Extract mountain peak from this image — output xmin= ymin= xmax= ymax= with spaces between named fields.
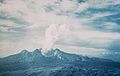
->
xmin=33 ymin=48 xmax=42 ymax=54
xmin=20 ymin=49 xmax=29 ymax=54
xmin=44 ymin=48 xmax=63 ymax=57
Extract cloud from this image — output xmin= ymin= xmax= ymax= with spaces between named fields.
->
xmin=44 ymin=0 xmax=89 ymax=16
xmin=87 ymin=13 xmax=120 ymax=33
xmin=42 ymin=24 xmax=69 ymax=54
xmin=90 ymin=12 xmax=114 ymax=20
xmin=56 ymin=29 xmax=120 ymax=52
xmin=0 ymin=19 xmax=26 ymax=32
xmin=71 ymin=29 xmax=120 ymax=40
xmin=104 ymin=22 xmax=120 ymax=30
xmin=88 ymin=0 xmax=120 ymax=8
xmin=58 ymin=0 xmax=78 ymax=12
xmin=108 ymin=39 xmax=120 ymax=51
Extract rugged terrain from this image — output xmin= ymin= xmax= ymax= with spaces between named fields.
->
xmin=0 ymin=48 xmax=120 ymax=76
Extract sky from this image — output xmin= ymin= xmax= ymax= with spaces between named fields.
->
xmin=0 ymin=0 xmax=120 ymax=61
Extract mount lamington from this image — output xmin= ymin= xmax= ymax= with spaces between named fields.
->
xmin=0 ymin=48 xmax=120 ymax=76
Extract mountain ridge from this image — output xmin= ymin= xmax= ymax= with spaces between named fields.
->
xmin=0 ymin=48 xmax=120 ymax=76
xmin=0 ymin=48 xmax=114 ymax=63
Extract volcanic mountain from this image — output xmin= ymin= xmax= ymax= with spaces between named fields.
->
xmin=0 ymin=48 xmax=120 ymax=76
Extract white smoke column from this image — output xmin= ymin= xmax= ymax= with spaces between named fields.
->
xmin=42 ymin=24 xmax=69 ymax=54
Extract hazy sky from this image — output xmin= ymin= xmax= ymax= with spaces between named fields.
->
xmin=0 ymin=0 xmax=120 ymax=61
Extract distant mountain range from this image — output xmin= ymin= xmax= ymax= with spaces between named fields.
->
xmin=0 ymin=48 xmax=120 ymax=76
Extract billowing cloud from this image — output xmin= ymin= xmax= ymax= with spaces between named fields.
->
xmin=42 ymin=24 xmax=69 ymax=54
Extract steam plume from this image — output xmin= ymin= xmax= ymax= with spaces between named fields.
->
xmin=42 ymin=24 xmax=69 ymax=54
